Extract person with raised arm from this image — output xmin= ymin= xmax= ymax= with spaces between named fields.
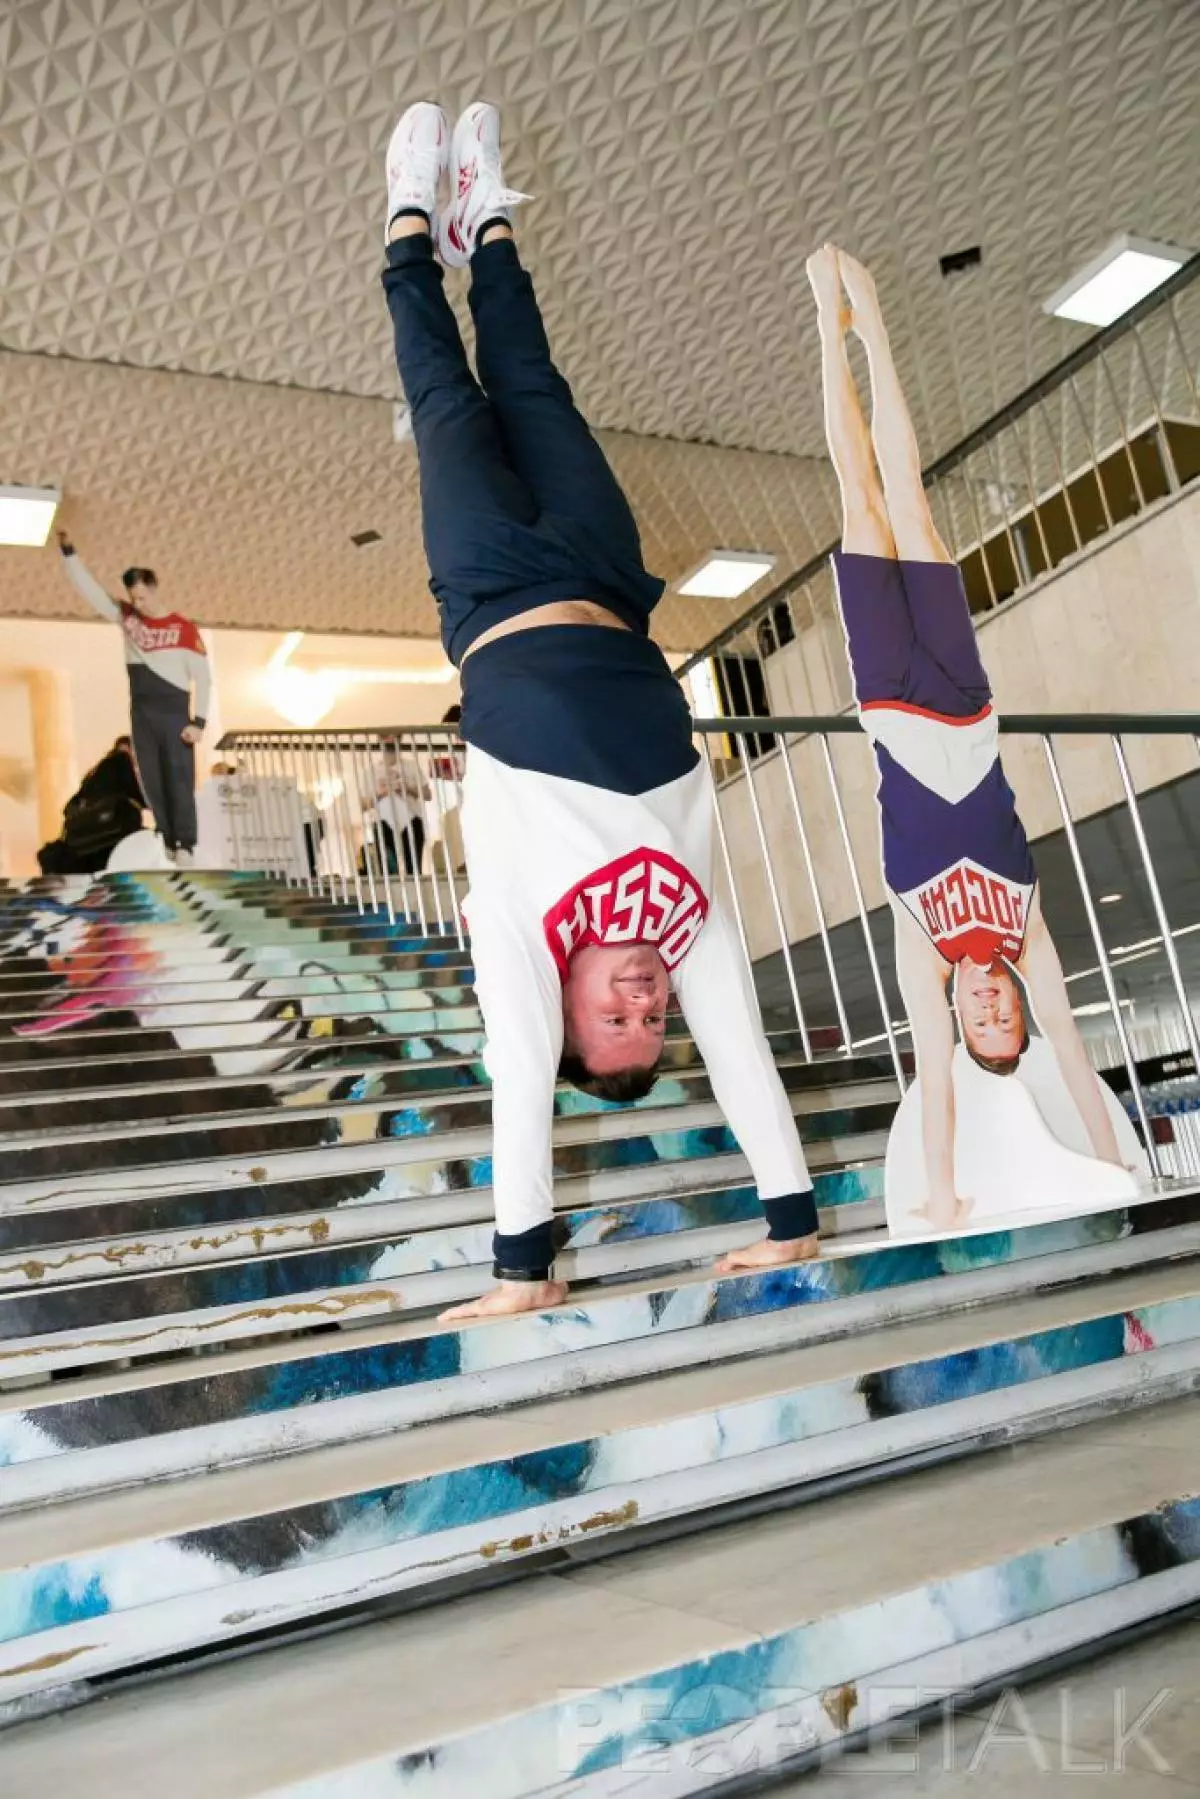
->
xmin=56 ymin=533 xmax=210 ymax=865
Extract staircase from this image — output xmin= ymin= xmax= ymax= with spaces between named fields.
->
xmin=0 ymin=870 xmax=1197 ymax=1794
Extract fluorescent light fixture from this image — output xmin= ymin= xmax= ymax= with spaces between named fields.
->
xmin=1099 ymin=892 xmax=1123 ymax=904
xmin=0 ymin=484 xmax=60 ymax=547
xmin=1044 ymin=235 xmax=1189 ymax=327
xmin=677 ymin=550 xmax=775 ymax=600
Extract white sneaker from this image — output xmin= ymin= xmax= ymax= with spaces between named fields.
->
xmin=384 ymin=101 xmax=449 ymax=245
xmin=173 ymin=847 xmax=195 ymax=869
xmin=438 ymin=102 xmax=532 ymax=268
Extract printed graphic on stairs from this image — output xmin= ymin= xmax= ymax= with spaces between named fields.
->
xmin=0 ymin=871 xmax=1197 ymax=1795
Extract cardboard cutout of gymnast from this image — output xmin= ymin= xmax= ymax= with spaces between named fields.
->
xmin=806 ymin=244 xmax=1139 ymax=1233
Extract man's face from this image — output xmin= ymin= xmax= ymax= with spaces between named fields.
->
xmin=128 ymin=579 xmax=163 ymax=614
xmin=562 ymin=943 xmax=669 ymax=1077
xmin=954 ymin=958 xmax=1026 ymax=1063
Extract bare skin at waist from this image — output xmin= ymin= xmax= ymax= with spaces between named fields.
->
xmin=463 ymin=599 xmax=633 ymax=659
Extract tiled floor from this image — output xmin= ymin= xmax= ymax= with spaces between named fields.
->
xmin=774 ymin=1615 xmax=1200 ymax=1794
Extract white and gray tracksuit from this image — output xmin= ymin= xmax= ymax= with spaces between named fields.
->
xmin=62 ymin=552 xmax=211 ymax=852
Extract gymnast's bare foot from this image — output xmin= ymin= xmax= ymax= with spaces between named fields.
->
xmin=716 ymin=1233 xmax=821 ymax=1274
xmin=806 ymin=242 xmax=848 ymax=330
xmin=439 ymin=1278 xmax=569 ymax=1322
xmin=837 ymin=248 xmax=885 ymax=340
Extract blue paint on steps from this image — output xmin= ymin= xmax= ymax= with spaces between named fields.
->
xmin=0 ymin=1207 xmax=1128 ymax=1476
xmin=2 ymin=1292 xmax=1197 ymax=1649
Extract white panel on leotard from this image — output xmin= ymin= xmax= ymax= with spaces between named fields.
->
xmin=884 ymin=1034 xmax=1146 ymax=1235
xmin=862 ymin=706 xmax=998 ymax=805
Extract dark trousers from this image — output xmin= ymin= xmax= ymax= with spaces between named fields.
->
xmin=132 ymin=706 xmax=196 ymax=851
xmin=371 ymin=815 xmax=425 ymax=878
xmin=380 ymin=235 xmax=663 ymax=665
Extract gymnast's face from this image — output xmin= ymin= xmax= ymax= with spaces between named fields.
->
xmin=954 ymin=959 xmax=1026 ymax=1065
xmin=562 ymin=943 xmax=669 ymax=1077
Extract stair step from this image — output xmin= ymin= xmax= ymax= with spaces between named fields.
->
xmin=0 ymin=1262 xmax=1197 ymax=1712
xmin=0 ymin=1169 xmax=885 ymax=1368
xmin=0 ymin=1069 xmax=895 ymax=1183
xmin=0 ymin=1028 xmax=849 ymax=1117
xmin=0 ymin=1197 xmax=1187 ymax=1507
xmin=0 ymin=1156 xmax=882 ymax=1299
xmin=0 ymin=947 xmax=474 ymax=997
xmin=0 ymin=1084 xmax=894 ymax=1215
xmin=1 ymin=1401 xmax=1195 ymax=1789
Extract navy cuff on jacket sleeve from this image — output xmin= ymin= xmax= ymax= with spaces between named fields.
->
xmin=492 ymin=1220 xmax=556 ymax=1282
xmin=762 ymin=1189 xmax=819 ymax=1242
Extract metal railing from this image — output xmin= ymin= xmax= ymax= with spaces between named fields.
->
xmin=678 ymin=253 xmax=1200 ymax=714
xmin=213 ymin=726 xmax=467 ymax=945
xmin=217 ymin=712 xmax=1200 ymax=1181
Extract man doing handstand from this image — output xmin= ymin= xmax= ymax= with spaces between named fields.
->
xmin=381 ymin=100 xmax=820 ymax=1319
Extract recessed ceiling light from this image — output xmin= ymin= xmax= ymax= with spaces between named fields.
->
xmin=1044 ymin=235 xmax=1189 ymax=327
xmin=677 ymin=551 xmax=776 ymax=600
xmin=1099 ymin=892 xmax=1123 ymax=904
xmin=0 ymin=484 xmax=60 ymax=547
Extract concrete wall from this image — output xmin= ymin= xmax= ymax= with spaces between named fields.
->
xmin=721 ymin=481 xmax=1200 ymax=959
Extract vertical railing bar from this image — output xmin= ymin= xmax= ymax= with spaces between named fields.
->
xmin=734 ymin=729 xmax=811 ymax=1058
xmin=1164 ymin=296 xmax=1200 ymax=416
xmin=247 ymin=737 xmax=272 ymax=882
xmin=381 ymin=733 xmax=415 ymax=929
xmin=701 ymin=733 xmax=755 ymax=979
xmin=777 ymin=729 xmax=852 ymax=1054
xmin=293 ymin=734 xmax=315 ymax=895
xmin=352 ymin=733 xmax=390 ymax=922
xmin=1067 ymin=373 xmax=1116 ymax=532
xmin=415 ymin=732 xmax=447 ymax=937
xmin=264 ymin=735 xmax=291 ymax=885
xmin=961 ymin=458 xmax=1001 ymax=611
xmin=1096 ymin=344 xmax=1148 ymax=511
xmin=350 ymin=735 xmax=380 ymax=916
xmin=298 ymin=733 xmax=328 ymax=899
xmin=262 ymin=734 xmax=293 ymax=886
xmin=1010 ymin=411 xmax=1054 ymax=573
xmin=333 ymin=733 xmax=364 ymax=913
xmin=314 ymin=732 xmax=343 ymax=904
xmin=1040 ymin=733 xmax=1159 ymax=1175
xmin=1112 ymin=735 xmax=1200 ymax=1071
xmin=1129 ymin=325 xmax=1181 ymax=492
xmin=819 ymin=733 xmax=905 ymax=1086
xmin=226 ymin=741 xmax=244 ymax=874
xmin=1034 ymin=396 xmax=1084 ymax=554
xmin=424 ymin=728 xmax=464 ymax=947
xmin=980 ymin=437 xmax=1026 ymax=595
xmin=392 ymin=733 xmax=429 ymax=939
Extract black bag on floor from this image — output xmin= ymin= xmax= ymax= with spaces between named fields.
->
xmin=39 ymin=793 xmax=145 ymax=875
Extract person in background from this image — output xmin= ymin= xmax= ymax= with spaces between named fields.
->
xmin=37 ymin=735 xmax=145 ymax=874
xmin=367 ymin=737 xmax=429 ymax=876
xmin=55 ymin=531 xmax=211 ymax=866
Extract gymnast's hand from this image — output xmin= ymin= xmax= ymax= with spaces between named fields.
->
xmin=180 ymin=725 xmax=204 ymax=745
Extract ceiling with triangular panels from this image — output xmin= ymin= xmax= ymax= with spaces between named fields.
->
xmin=1 ymin=0 xmax=1198 ymax=645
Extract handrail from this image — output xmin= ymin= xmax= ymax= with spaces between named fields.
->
xmin=689 ymin=712 xmax=1200 ymax=738
xmin=221 ymin=712 xmax=1200 ymax=746
xmin=676 ymin=250 xmax=1200 ymax=678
